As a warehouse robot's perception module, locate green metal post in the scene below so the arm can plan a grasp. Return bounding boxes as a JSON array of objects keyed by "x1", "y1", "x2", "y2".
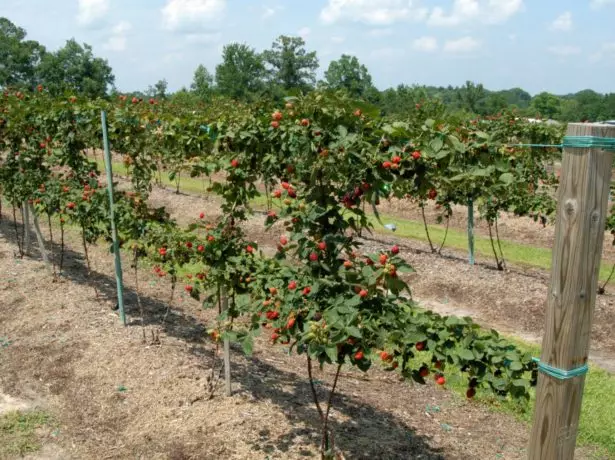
[
  {"x1": 468, "y1": 198, "x2": 475, "y2": 265},
  {"x1": 101, "y1": 111, "x2": 126, "y2": 325}
]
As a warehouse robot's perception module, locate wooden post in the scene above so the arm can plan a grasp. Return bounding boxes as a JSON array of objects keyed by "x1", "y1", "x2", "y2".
[{"x1": 529, "y1": 123, "x2": 615, "y2": 459}]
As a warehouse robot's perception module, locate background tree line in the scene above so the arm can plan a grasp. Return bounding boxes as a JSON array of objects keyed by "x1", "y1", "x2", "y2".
[{"x1": 2, "y1": 16, "x2": 614, "y2": 122}]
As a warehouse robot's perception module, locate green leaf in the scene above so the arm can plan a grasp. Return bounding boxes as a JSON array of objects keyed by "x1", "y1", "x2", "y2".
[
  {"x1": 499, "y1": 172, "x2": 515, "y2": 184},
  {"x1": 509, "y1": 361, "x2": 523, "y2": 371},
  {"x1": 397, "y1": 264, "x2": 415, "y2": 273},
  {"x1": 458, "y1": 349, "x2": 474, "y2": 361},
  {"x1": 445, "y1": 316, "x2": 467, "y2": 327},
  {"x1": 242, "y1": 335, "x2": 254, "y2": 356},
  {"x1": 345, "y1": 296, "x2": 362, "y2": 308},
  {"x1": 346, "y1": 326, "x2": 362, "y2": 338},
  {"x1": 430, "y1": 137, "x2": 444, "y2": 152},
  {"x1": 325, "y1": 345, "x2": 338, "y2": 363}
]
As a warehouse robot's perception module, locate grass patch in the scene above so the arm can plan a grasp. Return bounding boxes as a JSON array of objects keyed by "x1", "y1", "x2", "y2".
[
  {"x1": 0, "y1": 410, "x2": 54, "y2": 457},
  {"x1": 367, "y1": 213, "x2": 615, "y2": 284},
  {"x1": 414, "y1": 332, "x2": 615, "y2": 457},
  {"x1": 103, "y1": 159, "x2": 615, "y2": 284}
]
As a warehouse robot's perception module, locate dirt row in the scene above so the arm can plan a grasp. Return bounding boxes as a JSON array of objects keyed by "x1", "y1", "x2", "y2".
[{"x1": 0, "y1": 218, "x2": 560, "y2": 460}]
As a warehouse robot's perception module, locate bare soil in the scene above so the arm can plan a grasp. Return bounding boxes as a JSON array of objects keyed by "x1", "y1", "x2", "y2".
[{"x1": 0, "y1": 182, "x2": 613, "y2": 459}]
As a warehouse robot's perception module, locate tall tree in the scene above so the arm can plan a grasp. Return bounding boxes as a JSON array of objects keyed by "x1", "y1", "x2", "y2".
[
  {"x1": 262, "y1": 35, "x2": 318, "y2": 91},
  {"x1": 530, "y1": 92, "x2": 561, "y2": 119},
  {"x1": 481, "y1": 92, "x2": 508, "y2": 115},
  {"x1": 37, "y1": 39, "x2": 114, "y2": 98},
  {"x1": 215, "y1": 43, "x2": 265, "y2": 100},
  {"x1": 191, "y1": 64, "x2": 214, "y2": 100},
  {"x1": 573, "y1": 89, "x2": 604, "y2": 121},
  {"x1": 0, "y1": 17, "x2": 46, "y2": 89},
  {"x1": 499, "y1": 87, "x2": 532, "y2": 108},
  {"x1": 456, "y1": 81, "x2": 486, "y2": 113},
  {"x1": 147, "y1": 79, "x2": 168, "y2": 99},
  {"x1": 323, "y1": 54, "x2": 375, "y2": 99}
]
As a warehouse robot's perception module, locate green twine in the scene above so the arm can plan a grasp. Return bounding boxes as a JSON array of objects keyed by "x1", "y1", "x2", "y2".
[
  {"x1": 509, "y1": 136, "x2": 615, "y2": 151},
  {"x1": 563, "y1": 136, "x2": 615, "y2": 151},
  {"x1": 508, "y1": 143, "x2": 562, "y2": 148},
  {"x1": 532, "y1": 357, "x2": 589, "y2": 380}
]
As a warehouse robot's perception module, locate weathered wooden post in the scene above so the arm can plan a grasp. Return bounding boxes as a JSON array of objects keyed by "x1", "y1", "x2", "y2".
[{"x1": 529, "y1": 123, "x2": 615, "y2": 459}]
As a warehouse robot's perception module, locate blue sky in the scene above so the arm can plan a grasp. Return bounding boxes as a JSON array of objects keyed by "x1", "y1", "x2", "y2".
[{"x1": 1, "y1": 0, "x2": 614, "y2": 95}]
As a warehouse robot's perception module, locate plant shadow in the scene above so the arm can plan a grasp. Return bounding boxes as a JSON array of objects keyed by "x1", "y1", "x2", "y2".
[{"x1": 2, "y1": 214, "x2": 446, "y2": 459}]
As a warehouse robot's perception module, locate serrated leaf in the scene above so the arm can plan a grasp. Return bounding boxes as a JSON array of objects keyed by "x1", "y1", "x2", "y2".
[
  {"x1": 346, "y1": 326, "x2": 362, "y2": 338},
  {"x1": 325, "y1": 345, "x2": 338, "y2": 363}
]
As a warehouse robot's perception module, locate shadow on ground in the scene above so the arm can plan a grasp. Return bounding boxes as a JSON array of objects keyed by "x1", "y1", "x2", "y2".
[{"x1": 1, "y1": 214, "x2": 446, "y2": 459}]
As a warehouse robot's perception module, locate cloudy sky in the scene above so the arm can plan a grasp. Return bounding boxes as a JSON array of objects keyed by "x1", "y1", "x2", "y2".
[{"x1": 1, "y1": 0, "x2": 614, "y2": 95}]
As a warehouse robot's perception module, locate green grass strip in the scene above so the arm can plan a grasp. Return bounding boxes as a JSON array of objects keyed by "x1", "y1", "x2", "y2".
[
  {"x1": 437, "y1": 337, "x2": 615, "y2": 457},
  {"x1": 103, "y1": 160, "x2": 614, "y2": 284}
]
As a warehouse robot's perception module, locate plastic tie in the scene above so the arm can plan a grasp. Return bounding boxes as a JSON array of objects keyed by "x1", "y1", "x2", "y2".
[
  {"x1": 562, "y1": 136, "x2": 615, "y2": 151},
  {"x1": 508, "y1": 136, "x2": 615, "y2": 151},
  {"x1": 532, "y1": 357, "x2": 588, "y2": 380}
]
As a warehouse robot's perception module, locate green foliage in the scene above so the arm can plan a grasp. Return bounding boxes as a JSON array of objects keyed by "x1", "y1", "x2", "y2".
[
  {"x1": 323, "y1": 54, "x2": 376, "y2": 100},
  {"x1": 37, "y1": 39, "x2": 114, "y2": 98},
  {"x1": 191, "y1": 64, "x2": 214, "y2": 101},
  {"x1": 530, "y1": 92, "x2": 561, "y2": 119},
  {"x1": 456, "y1": 81, "x2": 486, "y2": 114},
  {"x1": 215, "y1": 43, "x2": 266, "y2": 101},
  {"x1": 0, "y1": 17, "x2": 46, "y2": 89},
  {"x1": 146, "y1": 79, "x2": 168, "y2": 100},
  {"x1": 262, "y1": 35, "x2": 319, "y2": 92}
]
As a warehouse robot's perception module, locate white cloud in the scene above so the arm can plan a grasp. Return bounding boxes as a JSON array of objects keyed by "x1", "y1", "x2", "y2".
[
  {"x1": 368, "y1": 28, "x2": 394, "y2": 37},
  {"x1": 185, "y1": 32, "x2": 222, "y2": 44},
  {"x1": 589, "y1": 42, "x2": 615, "y2": 63},
  {"x1": 591, "y1": 0, "x2": 615, "y2": 8},
  {"x1": 298, "y1": 27, "x2": 311, "y2": 38},
  {"x1": 321, "y1": 0, "x2": 428, "y2": 25},
  {"x1": 428, "y1": 0, "x2": 523, "y2": 26},
  {"x1": 262, "y1": 6, "x2": 283, "y2": 19},
  {"x1": 262, "y1": 7, "x2": 276, "y2": 19},
  {"x1": 550, "y1": 11, "x2": 572, "y2": 31},
  {"x1": 547, "y1": 45, "x2": 581, "y2": 57},
  {"x1": 103, "y1": 21, "x2": 131, "y2": 51},
  {"x1": 443, "y1": 36, "x2": 481, "y2": 53},
  {"x1": 162, "y1": 0, "x2": 226, "y2": 32},
  {"x1": 331, "y1": 35, "x2": 346, "y2": 43},
  {"x1": 369, "y1": 47, "x2": 405, "y2": 59},
  {"x1": 413, "y1": 36, "x2": 438, "y2": 52},
  {"x1": 77, "y1": 0, "x2": 109, "y2": 26}
]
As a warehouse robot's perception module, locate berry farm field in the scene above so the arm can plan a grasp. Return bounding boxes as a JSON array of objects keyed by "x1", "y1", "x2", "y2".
[{"x1": 2, "y1": 91, "x2": 615, "y2": 459}]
